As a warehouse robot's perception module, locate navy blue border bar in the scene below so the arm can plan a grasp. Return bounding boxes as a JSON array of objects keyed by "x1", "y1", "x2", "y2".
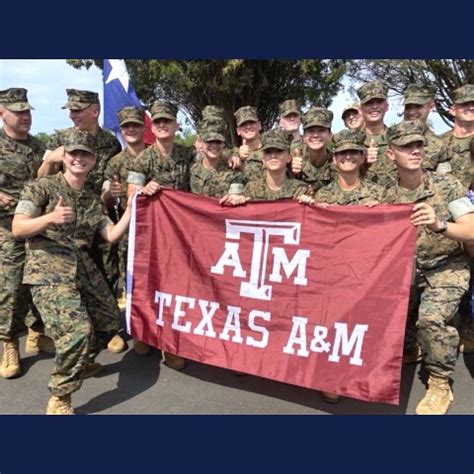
[
  {"x1": 2, "y1": 0, "x2": 473, "y2": 58},
  {"x1": 0, "y1": 416, "x2": 472, "y2": 474}
]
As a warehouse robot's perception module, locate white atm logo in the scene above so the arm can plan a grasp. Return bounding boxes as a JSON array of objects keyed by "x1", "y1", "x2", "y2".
[{"x1": 211, "y1": 220, "x2": 310, "y2": 301}]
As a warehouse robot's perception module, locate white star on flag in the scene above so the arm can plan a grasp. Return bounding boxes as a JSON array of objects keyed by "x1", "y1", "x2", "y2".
[{"x1": 104, "y1": 59, "x2": 130, "y2": 92}]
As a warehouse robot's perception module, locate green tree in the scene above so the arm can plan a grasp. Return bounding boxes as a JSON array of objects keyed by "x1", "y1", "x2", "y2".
[
  {"x1": 35, "y1": 132, "x2": 50, "y2": 145},
  {"x1": 67, "y1": 59, "x2": 346, "y2": 144},
  {"x1": 346, "y1": 60, "x2": 474, "y2": 126}
]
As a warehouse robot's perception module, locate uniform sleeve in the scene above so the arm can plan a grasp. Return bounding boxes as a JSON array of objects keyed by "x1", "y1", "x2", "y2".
[
  {"x1": 443, "y1": 175, "x2": 471, "y2": 221},
  {"x1": 448, "y1": 196, "x2": 474, "y2": 221},
  {"x1": 15, "y1": 180, "x2": 49, "y2": 217},
  {"x1": 228, "y1": 171, "x2": 247, "y2": 195},
  {"x1": 127, "y1": 149, "x2": 149, "y2": 185},
  {"x1": 292, "y1": 183, "x2": 308, "y2": 199},
  {"x1": 46, "y1": 131, "x2": 62, "y2": 151}
]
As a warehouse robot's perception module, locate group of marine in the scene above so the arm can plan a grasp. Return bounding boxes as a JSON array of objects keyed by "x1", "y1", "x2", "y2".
[{"x1": 0, "y1": 78, "x2": 473, "y2": 415}]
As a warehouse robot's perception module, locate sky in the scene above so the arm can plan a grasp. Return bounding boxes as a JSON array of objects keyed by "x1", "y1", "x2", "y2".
[{"x1": 0, "y1": 59, "x2": 451, "y2": 136}]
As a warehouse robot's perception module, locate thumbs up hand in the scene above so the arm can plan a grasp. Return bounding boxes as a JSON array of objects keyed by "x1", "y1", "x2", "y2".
[
  {"x1": 50, "y1": 196, "x2": 75, "y2": 224},
  {"x1": 291, "y1": 148, "x2": 303, "y2": 174},
  {"x1": 110, "y1": 175, "x2": 123, "y2": 198},
  {"x1": 239, "y1": 138, "x2": 250, "y2": 160},
  {"x1": 367, "y1": 139, "x2": 378, "y2": 164}
]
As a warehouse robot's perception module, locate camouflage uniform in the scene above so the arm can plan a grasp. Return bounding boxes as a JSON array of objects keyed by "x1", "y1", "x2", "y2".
[
  {"x1": 403, "y1": 84, "x2": 448, "y2": 171},
  {"x1": 279, "y1": 99, "x2": 303, "y2": 151},
  {"x1": 316, "y1": 129, "x2": 385, "y2": 204},
  {"x1": 357, "y1": 81, "x2": 396, "y2": 188},
  {"x1": 244, "y1": 129, "x2": 307, "y2": 200},
  {"x1": 14, "y1": 131, "x2": 120, "y2": 396},
  {"x1": 234, "y1": 106, "x2": 265, "y2": 182},
  {"x1": 48, "y1": 89, "x2": 122, "y2": 296},
  {"x1": 295, "y1": 107, "x2": 336, "y2": 193},
  {"x1": 437, "y1": 85, "x2": 474, "y2": 188},
  {"x1": 0, "y1": 88, "x2": 45, "y2": 341},
  {"x1": 385, "y1": 121, "x2": 472, "y2": 379},
  {"x1": 128, "y1": 101, "x2": 194, "y2": 191},
  {"x1": 191, "y1": 121, "x2": 245, "y2": 197}
]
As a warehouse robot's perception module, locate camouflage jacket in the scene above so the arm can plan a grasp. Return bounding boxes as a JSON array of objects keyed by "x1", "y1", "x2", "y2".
[
  {"x1": 47, "y1": 127, "x2": 121, "y2": 195},
  {"x1": 190, "y1": 159, "x2": 246, "y2": 198},
  {"x1": 315, "y1": 179, "x2": 386, "y2": 205},
  {"x1": 294, "y1": 147, "x2": 336, "y2": 193},
  {"x1": 364, "y1": 128, "x2": 397, "y2": 188},
  {"x1": 438, "y1": 130, "x2": 472, "y2": 188},
  {"x1": 0, "y1": 128, "x2": 45, "y2": 222},
  {"x1": 385, "y1": 171, "x2": 467, "y2": 270},
  {"x1": 422, "y1": 127, "x2": 448, "y2": 172},
  {"x1": 127, "y1": 143, "x2": 194, "y2": 191},
  {"x1": 244, "y1": 178, "x2": 307, "y2": 201},
  {"x1": 15, "y1": 173, "x2": 112, "y2": 285},
  {"x1": 233, "y1": 146, "x2": 265, "y2": 183}
]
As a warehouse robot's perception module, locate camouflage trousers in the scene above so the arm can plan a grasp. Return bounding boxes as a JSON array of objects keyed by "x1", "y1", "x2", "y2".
[
  {"x1": 0, "y1": 223, "x2": 43, "y2": 341},
  {"x1": 29, "y1": 258, "x2": 120, "y2": 397},
  {"x1": 90, "y1": 233, "x2": 120, "y2": 298},
  {"x1": 405, "y1": 259, "x2": 470, "y2": 378}
]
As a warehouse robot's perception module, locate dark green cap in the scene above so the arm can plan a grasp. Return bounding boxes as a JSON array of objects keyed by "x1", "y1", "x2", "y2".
[
  {"x1": 63, "y1": 129, "x2": 96, "y2": 154},
  {"x1": 261, "y1": 129, "x2": 292, "y2": 151},
  {"x1": 333, "y1": 128, "x2": 366, "y2": 153},
  {"x1": 202, "y1": 105, "x2": 225, "y2": 121},
  {"x1": 199, "y1": 120, "x2": 226, "y2": 142},
  {"x1": 387, "y1": 119, "x2": 426, "y2": 146},
  {"x1": 62, "y1": 89, "x2": 99, "y2": 110},
  {"x1": 117, "y1": 106, "x2": 145, "y2": 126},
  {"x1": 0, "y1": 88, "x2": 34, "y2": 112},
  {"x1": 234, "y1": 106, "x2": 259, "y2": 126},
  {"x1": 279, "y1": 99, "x2": 301, "y2": 117},
  {"x1": 341, "y1": 103, "x2": 359, "y2": 119},
  {"x1": 150, "y1": 100, "x2": 177, "y2": 121},
  {"x1": 302, "y1": 107, "x2": 333, "y2": 129},
  {"x1": 404, "y1": 84, "x2": 435, "y2": 105},
  {"x1": 357, "y1": 80, "x2": 388, "y2": 104},
  {"x1": 453, "y1": 84, "x2": 474, "y2": 104}
]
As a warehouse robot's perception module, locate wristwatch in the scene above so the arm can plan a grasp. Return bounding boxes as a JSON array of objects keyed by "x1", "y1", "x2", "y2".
[{"x1": 433, "y1": 220, "x2": 448, "y2": 233}]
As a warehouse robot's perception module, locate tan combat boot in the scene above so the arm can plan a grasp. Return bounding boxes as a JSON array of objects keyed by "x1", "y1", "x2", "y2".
[
  {"x1": 458, "y1": 330, "x2": 474, "y2": 354},
  {"x1": 1, "y1": 339, "x2": 21, "y2": 378},
  {"x1": 321, "y1": 391, "x2": 341, "y2": 404},
  {"x1": 416, "y1": 375, "x2": 454, "y2": 415},
  {"x1": 25, "y1": 328, "x2": 55, "y2": 354},
  {"x1": 163, "y1": 351, "x2": 186, "y2": 370},
  {"x1": 107, "y1": 334, "x2": 127, "y2": 354},
  {"x1": 117, "y1": 292, "x2": 127, "y2": 311},
  {"x1": 134, "y1": 339, "x2": 151, "y2": 357},
  {"x1": 46, "y1": 394, "x2": 74, "y2": 415},
  {"x1": 82, "y1": 362, "x2": 103, "y2": 379}
]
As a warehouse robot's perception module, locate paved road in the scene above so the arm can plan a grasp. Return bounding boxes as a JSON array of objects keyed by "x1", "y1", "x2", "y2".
[{"x1": 1, "y1": 330, "x2": 473, "y2": 415}]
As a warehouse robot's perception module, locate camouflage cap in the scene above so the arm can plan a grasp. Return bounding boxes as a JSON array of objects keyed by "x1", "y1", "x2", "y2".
[
  {"x1": 279, "y1": 99, "x2": 301, "y2": 117},
  {"x1": 341, "y1": 103, "x2": 359, "y2": 119},
  {"x1": 62, "y1": 89, "x2": 99, "y2": 110},
  {"x1": 0, "y1": 88, "x2": 34, "y2": 112},
  {"x1": 199, "y1": 120, "x2": 226, "y2": 142},
  {"x1": 261, "y1": 129, "x2": 292, "y2": 151},
  {"x1": 202, "y1": 105, "x2": 225, "y2": 121},
  {"x1": 404, "y1": 84, "x2": 435, "y2": 105},
  {"x1": 302, "y1": 107, "x2": 333, "y2": 129},
  {"x1": 332, "y1": 128, "x2": 366, "y2": 153},
  {"x1": 356, "y1": 80, "x2": 388, "y2": 104},
  {"x1": 387, "y1": 119, "x2": 426, "y2": 146},
  {"x1": 150, "y1": 100, "x2": 178, "y2": 121},
  {"x1": 117, "y1": 106, "x2": 145, "y2": 126},
  {"x1": 234, "y1": 106, "x2": 259, "y2": 126},
  {"x1": 63, "y1": 129, "x2": 96, "y2": 155},
  {"x1": 453, "y1": 84, "x2": 474, "y2": 104}
]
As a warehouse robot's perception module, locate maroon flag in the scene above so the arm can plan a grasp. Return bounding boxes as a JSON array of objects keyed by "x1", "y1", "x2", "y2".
[{"x1": 126, "y1": 189, "x2": 417, "y2": 404}]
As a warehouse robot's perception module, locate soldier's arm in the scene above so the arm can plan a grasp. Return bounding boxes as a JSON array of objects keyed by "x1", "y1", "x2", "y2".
[
  {"x1": 100, "y1": 194, "x2": 137, "y2": 244},
  {"x1": 37, "y1": 147, "x2": 64, "y2": 177}
]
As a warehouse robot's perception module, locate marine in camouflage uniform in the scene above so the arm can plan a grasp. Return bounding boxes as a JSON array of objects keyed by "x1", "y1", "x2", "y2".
[
  {"x1": 190, "y1": 121, "x2": 245, "y2": 198},
  {"x1": 128, "y1": 101, "x2": 194, "y2": 192},
  {"x1": 278, "y1": 99, "x2": 303, "y2": 152},
  {"x1": 0, "y1": 89, "x2": 47, "y2": 376},
  {"x1": 45, "y1": 89, "x2": 122, "y2": 297},
  {"x1": 315, "y1": 129, "x2": 386, "y2": 205},
  {"x1": 341, "y1": 103, "x2": 364, "y2": 130},
  {"x1": 233, "y1": 106, "x2": 265, "y2": 182},
  {"x1": 384, "y1": 120, "x2": 474, "y2": 414},
  {"x1": 244, "y1": 129, "x2": 307, "y2": 200},
  {"x1": 357, "y1": 81, "x2": 396, "y2": 188},
  {"x1": 14, "y1": 130, "x2": 121, "y2": 406},
  {"x1": 438, "y1": 84, "x2": 474, "y2": 189},
  {"x1": 293, "y1": 107, "x2": 337, "y2": 193},
  {"x1": 403, "y1": 83, "x2": 448, "y2": 171}
]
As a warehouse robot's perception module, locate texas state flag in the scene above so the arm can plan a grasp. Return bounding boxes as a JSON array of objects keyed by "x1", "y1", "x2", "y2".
[{"x1": 103, "y1": 59, "x2": 154, "y2": 146}]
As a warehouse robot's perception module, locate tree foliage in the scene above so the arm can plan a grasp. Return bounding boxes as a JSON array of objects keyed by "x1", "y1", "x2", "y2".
[
  {"x1": 67, "y1": 59, "x2": 346, "y2": 144},
  {"x1": 346, "y1": 60, "x2": 474, "y2": 125}
]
